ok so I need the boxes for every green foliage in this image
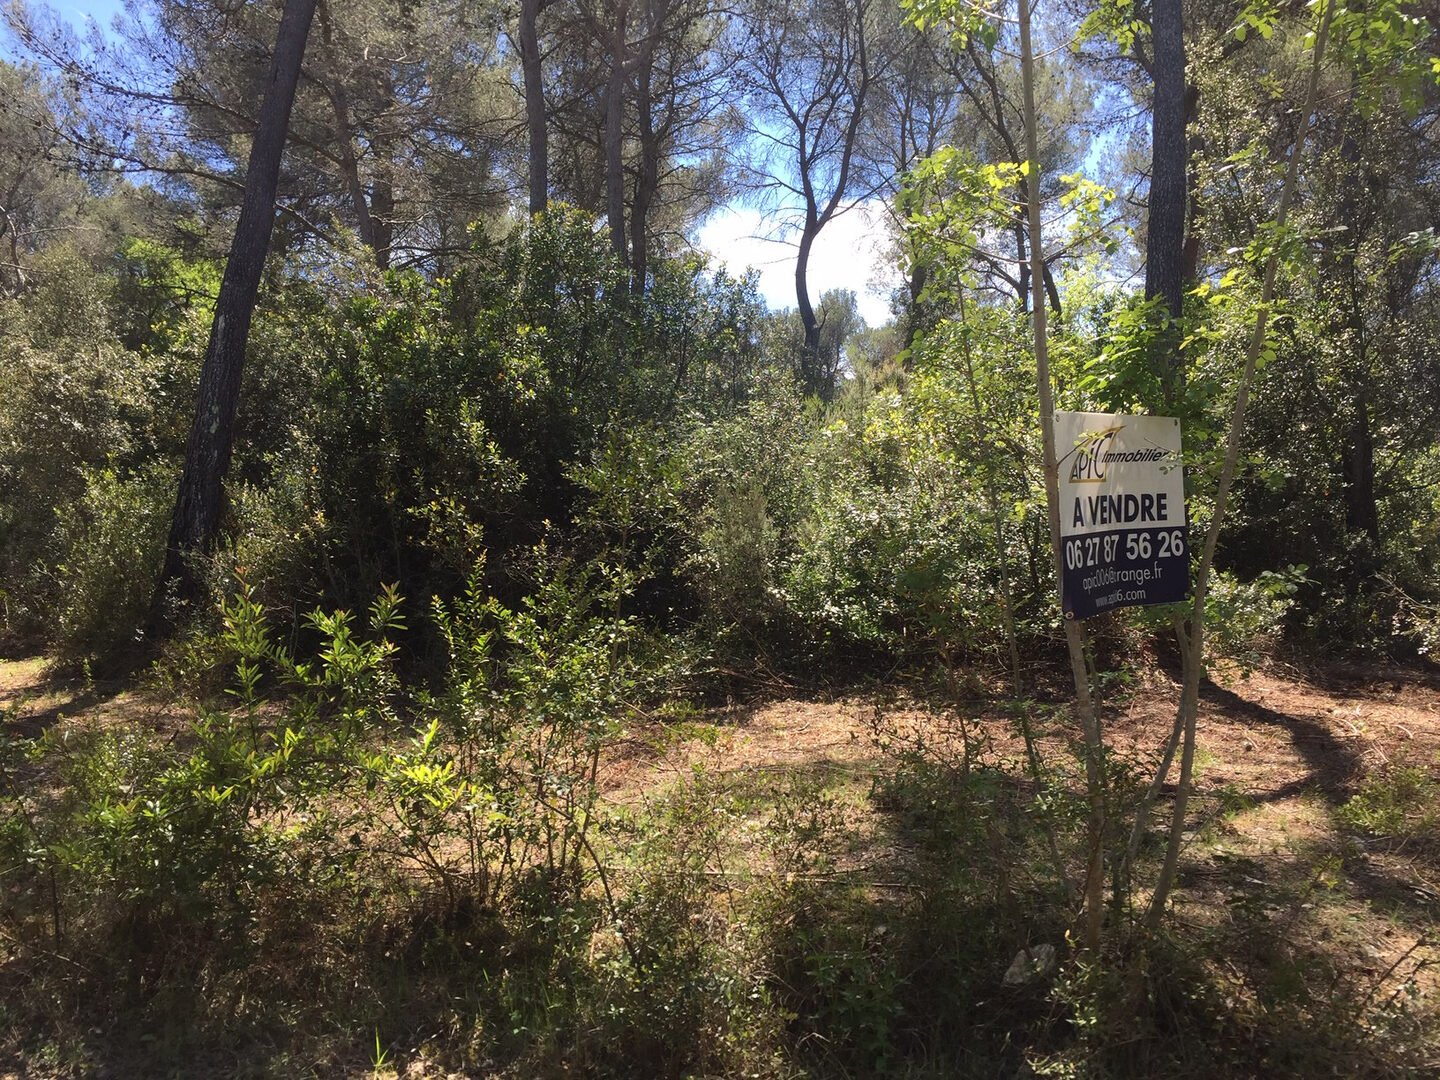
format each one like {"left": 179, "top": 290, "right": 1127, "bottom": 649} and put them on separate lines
{"left": 901, "top": 0, "right": 1001, "bottom": 48}
{"left": 0, "top": 549, "right": 680, "bottom": 1058}
{"left": 1078, "top": 0, "right": 1145, "bottom": 54}
{"left": 1322, "top": 0, "right": 1436, "bottom": 115}
{"left": 51, "top": 464, "right": 173, "bottom": 663}
{"left": 1337, "top": 761, "right": 1440, "bottom": 839}
{"left": 901, "top": 151, "right": 1117, "bottom": 298}
{"left": 769, "top": 305, "right": 1049, "bottom": 663}
{"left": 2, "top": 210, "right": 782, "bottom": 655}
{"left": 580, "top": 768, "right": 791, "bottom": 1077}
{"left": 216, "top": 209, "right": 776, "bottom": 624}
{"left": 694, "top": 479, "right": 783, "bottom": 628}
{"left": 7, "top": 2, "right": 1440, "bottom": 1072}
{"left": 1385, "top": 575, "right": 1440, "bottom": 660}
{"left": 674, "top": 373, "right": 811, "bottom": 645}
{"left": 0, "top": 61, "right": 90, "bottom": 297}
{"left": 0, "top": 252, "right": 187, "bottom": 655}
{"left": 112, "top": 237, "right": 219, "bottom": 355}
{"left": 1198, "top": 566, "right": 1309, "bottom": 668}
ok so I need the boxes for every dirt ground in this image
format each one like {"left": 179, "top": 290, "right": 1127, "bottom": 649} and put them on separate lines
{"left": 590, "top": 656, "right": 1440, "bottom": 1016}
{"left": 8, "top": 651, "right": 1440, "bottom": 866}
{"left": 592, "top": 658, "right": 1440, "bottom": 818}
{"left": 12, "top": 654, "right": 1434, "bottom": 799}
{"left": 0, "top": 658, "right": 175, "bottom": 740}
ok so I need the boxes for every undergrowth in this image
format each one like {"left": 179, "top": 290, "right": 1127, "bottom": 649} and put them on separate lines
{"left": 3, "top": 580, "right": 1439, "bottom": 1077}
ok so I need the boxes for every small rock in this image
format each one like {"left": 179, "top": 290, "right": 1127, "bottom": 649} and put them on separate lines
{"left": 1003, "top": 943, "right": 1058, "bottom": 987}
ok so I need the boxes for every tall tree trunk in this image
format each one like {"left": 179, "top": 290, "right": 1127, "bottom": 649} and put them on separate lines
{"left": 1333, "top": 117, "right": 1379, "bottom": 546}
{"left": 370, "top": 148, "right": 394, "bottom": 270}
{"left": 629, "top": 0, "right": 666, "bottom": 292}
{"left": 604, "top": 8, "right": 629, "bottom": 262}
{"left": 1146, "top": 0, "right": 1336, "bottom": 932}
{"left": 1011, "top": 203, "right": 1061, "bottom": 318}
{"left": 330, "top": 96, "right": 379, "bottom": 253}
{"left": 783, "top": 0, "right": 873, "bottom": 400}
{"left": 370, "top": 74, "right": 397, "bottom": 270}
{"left": 629, "top": 107, "right": 656, "bottom": 290}
{"left": 316, "top": 0, "right": 382, "bottom": 264}
{"left": 1342, "top": 394, "right": 1380, "bottom": 544}
{"left": 519, "top": 0, "right": 550, "bottom": 216}
{"left": 796, "top": 214, "right": 823, "bottom": 394}
{"left": 1145, "top": 0, "right": 1186, "bottom": 317}
{"left": 1181, "top": 82, "right": 1203, "bottom": 285}
{"left": 1146, "top": 0, "right": 1186, "bottom": 396}
{"left": 1041, "top": 261, "right": 1061, "bottom": 320}
{"left": 152, "top": 0, "right": 318, "bottom": 622}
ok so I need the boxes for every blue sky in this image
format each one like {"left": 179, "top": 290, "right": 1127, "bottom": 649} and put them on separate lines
{"left": 44, "top": 0, "right": 124, "bottom": 32}
{"left": 1, "top": 0, "right": 124, "bottom": 60}
{"left": 697, "top": 203, "right": 900, "bottom": 327}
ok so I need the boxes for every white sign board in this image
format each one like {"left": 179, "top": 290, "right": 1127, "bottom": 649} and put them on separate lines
{"left": 1056, "top": 411, "right": 1188, "bottom": 619}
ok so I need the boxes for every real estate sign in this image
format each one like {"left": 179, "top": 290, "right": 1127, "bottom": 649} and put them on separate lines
{"left": 1056, "top": 411, "right": 1188, "bottom": 620}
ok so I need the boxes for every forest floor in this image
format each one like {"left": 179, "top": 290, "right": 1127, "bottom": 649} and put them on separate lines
{"left": 4, "top": 653, "right": 1440, "bottom": 1076}
{"left": 601, "top": 657, "right": 1440, "bottom": 998}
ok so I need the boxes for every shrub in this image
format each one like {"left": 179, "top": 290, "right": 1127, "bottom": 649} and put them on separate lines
{"left": 51, "top": 464, "right": 173, "bottom": 664}
{"left": 1337, "top": 762, "right": 1440, "bottom": 840}
{"left": 0, "top": 250, "right": 191, "bottom": 651}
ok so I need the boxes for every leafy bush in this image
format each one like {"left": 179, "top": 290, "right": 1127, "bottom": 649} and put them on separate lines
{"left": 580, "top": 768, "right": 792, "bottom": 1077}
{"left": 1200, "top": 565, "right": 1309, "bottom": 669}
{"left": 51, "top": 464, "right": 173, "bottom": 663}
{"left": 3, "top": 213, "right": 784, "bottom": 658}
{"left": 771, "top": 346, "right": 1047, "bottom": 665}
{"left": 1337, "top": 762, "right": 1440, "bottom": 840}
{"left": 0, "top": 246, "right": 200, "bottom": 654}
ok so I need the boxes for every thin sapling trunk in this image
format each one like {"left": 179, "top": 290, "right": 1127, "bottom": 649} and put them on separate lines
{"left": 1016, "top": 0, "right": 1106, "bottom": 951}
